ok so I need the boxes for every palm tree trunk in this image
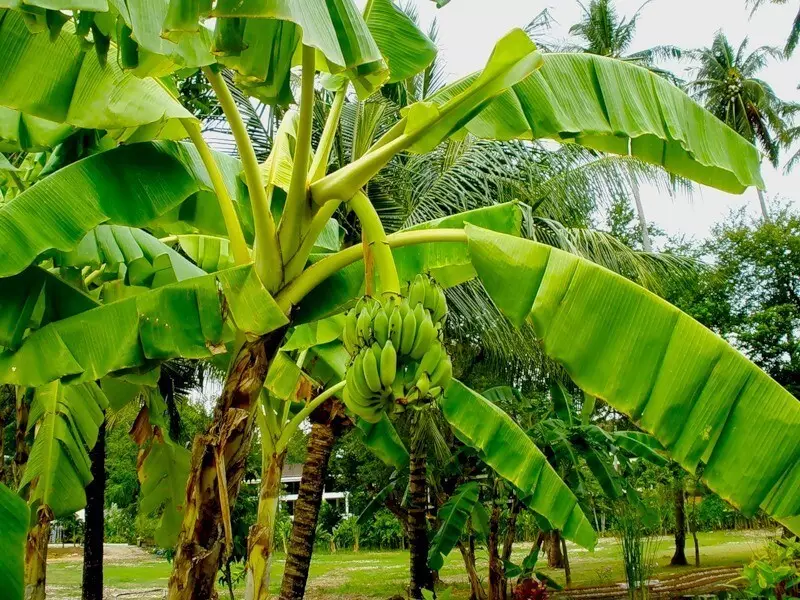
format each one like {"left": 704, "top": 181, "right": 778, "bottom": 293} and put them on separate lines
{"left": 670, "top": 476, "right": 688, "bottom": 566}
{"left": 631, "top": 180, "right": 653, "bottom": 252}
{"left": 82, "top": 419, "right": 106, "bottom": 600}
{"left": 158, "top": 372, "right": 182, "bottom": 443}
{"left": 500, "top": 496, "right": 521, "bottom": 600}
{"left": 547, "top": 530, "right": 564, "bottom": 569}
{"left": 168, "top": 327, "right": 288, "bottom": 600}
{"left": 409, "top": 431, "right": 431, "bottom": 599}
{"left": 244, "top": 450, "right": 286, "bottom": 600}
{"left": 25, "top": 507, "right": 52, "bottom": 600}
{"left": 488, "top": 502, "right": 504, "bottom": 600}
{"left": 279, "top": 422, "right": 337, "bottom": 600}
{"left": 458, "top": 539, "right": 487, "bottom": 600}
{"left": 757, "top": 188, "right": 771, "bottom": 222}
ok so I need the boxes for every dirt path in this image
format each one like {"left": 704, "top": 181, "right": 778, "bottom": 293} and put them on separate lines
{"left": 49, "top": 543, "right": 155, "bottom": 564}
{"left": 555, "top": 566, "right": 741, "bottom": 599}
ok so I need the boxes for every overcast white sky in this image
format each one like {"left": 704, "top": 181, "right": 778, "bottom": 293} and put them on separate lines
{"left": 406, "top": 0, "right": 800, "bottom": 242}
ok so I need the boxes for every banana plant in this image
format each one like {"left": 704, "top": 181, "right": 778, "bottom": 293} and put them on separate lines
{"left": 0, "top": 1, "right": 797, "bottom": 600}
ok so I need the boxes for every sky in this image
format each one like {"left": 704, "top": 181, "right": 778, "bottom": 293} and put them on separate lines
{"left": 405, "top": 0, "right": 800, "bottom": 242}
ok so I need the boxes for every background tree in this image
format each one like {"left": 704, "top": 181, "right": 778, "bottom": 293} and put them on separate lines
{"left": 686, "top": 32, "right": 795, "bottom": 219}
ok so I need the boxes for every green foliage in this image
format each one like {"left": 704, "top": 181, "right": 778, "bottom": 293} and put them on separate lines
{"left": 0, "top": 482, "right": 27, "bottom": 600}
{"left": 740, "top": 539, "right": 800, "bottom": 598}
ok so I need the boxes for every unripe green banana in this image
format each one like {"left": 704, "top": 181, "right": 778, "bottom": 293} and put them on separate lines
{"left": 430, "top": 355, "right": 453, "bottom": 389}
{"left": 399, "top": 299, "right": 411, "bottom": 319}
{"left": 373, "top": 310, "right": 389, "bottom": 346}
{"left": 362, "top": 347, "right": 382, "bottom": 393}
{"left": 410, "top": 314, "right": 435, "bottom": 360}
{"left": 412, "top": 303, "right": 426, "bottom": 329}
{"left": 351, "top": 353, "right": 374, "bottom": 399}
{"left": 433, "top": 286, "right": 448, "bottom": 323}
{"left": 416, "top": 372, "right": 430, "bottom": 397}
{"left": 409, "top": 274, "right": 426, "bottom": 307}
{"left": 416, "top": 342, "right": 442, "bottom": 379}
{"left": 400, "top": 309, "right": 417, "bottom": 355}
{"left": 428, "top": 386, "right": 443, "bottom": 398}
{"left": 356, "top": 307, "right": 372, "bottom": 344}
{"left": 380, "top": 341, "right": 397, "bottom": 387}
{"left": 389, "top": 307, "right": 402, "bottom": 348}
{"left": 342, "top": 312, "right": 357, "bottom": 353}
{"left": 424, "top": 279, "right": 439, "bottom": 316}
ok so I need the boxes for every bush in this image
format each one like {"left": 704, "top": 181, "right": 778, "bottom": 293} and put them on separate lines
{"left": 105, "top": 504, "right": 136, "bottom": 544}
{"left": 360, "top": 509, "right": 405, "bottom": 550}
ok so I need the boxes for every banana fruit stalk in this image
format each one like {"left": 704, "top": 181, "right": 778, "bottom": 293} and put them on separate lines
{"left": 340, "top": 274, "right": 453, "bottom": 422}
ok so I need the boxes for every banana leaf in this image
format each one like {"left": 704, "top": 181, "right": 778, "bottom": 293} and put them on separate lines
{"left": 21, "top": 381, "right": 108, "bottom": 517}
{"left": 176, "top": 235, "right": 238, "bottom": 273}
{"left": 0, "top": 264, "right": 288, "bottom": 387}
{"left": 440, "top": 380, "right": 597, "bottom": 550}
{"left": 582, "top": 447, "right": 622, "bottom": 500}
{"left": 465, "top": 225, "right": 800, "bottom": 531}
{"left": 357, "top": 413, "right": 409, "bottom": 470}
{"left": 56, "top": 225, "right": 205, "bottom": 287}
{"left": 282, "top": 315, "right": 346, "bottom": 352}
{"left": 0, "top": 107, "right": 75, "bottom": 152}
{"left": 0, "top": 267, "right": 98, "bottom": 349}
{"left": 0, "top": 10, "right": 192, "bottom": 136}
{"left": 0, "top": 482, "right": 27, "bottom": 600}
{"left": 294, "top": 202, "right": 524, "bottom": 323}
{"left": 357, "top": 476, "right": 398, "bottom": 526}
{"left": 613, "top": 431, "right": 668, "bottom": 466}
{"left": 212, "top": 0, "right": 388, "bottom": 99}
{"left": 428, "top": 481, "right": 480, "bottom": 570}
{"left": 0, "top": 141, "right": 250, "bottom": 278}
{"left": 550, "top": 380, "right": 573, "bottom": 427}
{"left": 430, "top": 53, "right": 763, "bottom": 194}
{"left": 366, "top": 0, "right": 436, "bottom": 83}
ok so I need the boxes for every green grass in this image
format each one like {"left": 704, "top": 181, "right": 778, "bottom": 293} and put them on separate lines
{"left": 46, "top": 530, "right": 772, "bottom": 599}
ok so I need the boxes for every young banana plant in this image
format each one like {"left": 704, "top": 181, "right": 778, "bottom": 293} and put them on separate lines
{"left": 0, "top": 1, "right": 798, "bottom": 600}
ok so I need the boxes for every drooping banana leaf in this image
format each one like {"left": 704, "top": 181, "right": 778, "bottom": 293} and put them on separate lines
{"left": 429, "top": 53, "right": 763, "bottom": 194}
{"left": 357, "top": 476, "right": 398, "bottom": 526}
{"left": 613, "top": 431, "right": 668, "bottom": 466}
{"left": 0, "top": 264, "right": 288, "bottom": 387}
{"left": 550, "top": 380, "right": 573, "bottom": 427}
{"left": 428, "top": 481, "right": 480, "bottom": 570}
{"left": 130, "top": 393, "right": 190, "bottom": 548}
{"left": 357, "top": 414, "right": 410, "bottom": 470}
{"left": 465, "top": 225, "right": 800, "bottom": 531}
{"left": 264, "top": 351, "right": 316, "bottom": 403}
{"left": 294, "top": 202, "right": 524, "bottom": 323}
{"left": 0, "top": 482, "right": 27, "bottom": 600}
{"left": 211, "top": 0, "right": 388, "bottom": 98}
{"left": 0, "top": 107, "right": 74, "bottom": 153}
{"left": 56, "top": 225, "right": 205, "bottom": 287}
{"left": 440, "top": 380, "right": 597, "bottom": 550}
{"left": 582, "top": 447, "right": 622, "bottom": 500}
{"left": 20, "top": 381, "right": 109, "bottom": 517}
{"left": 0, "top": 10, "right": 192, "bottom": 137}
{"left": 0, "top": 141, "right": 250, "bottom": 278}
{"left": 366, "top": 0, "right": 437, "bottom": 83}
{"left": 0, "top": 267, "right": 99, "bottom": 349}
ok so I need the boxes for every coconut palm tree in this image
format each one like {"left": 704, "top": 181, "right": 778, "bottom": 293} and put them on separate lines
{"left": 686, "top": 32, "right": 795, "bottom": 219}
{"left": 747, "top": 0, "right": 800, "bottom": 57}
{"left": 566, "top": 0, "right": 684, "bottom": 251}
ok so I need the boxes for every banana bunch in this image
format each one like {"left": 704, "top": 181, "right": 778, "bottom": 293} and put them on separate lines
{"left": 341, "top": 275, "right": 452, "bottom": 423}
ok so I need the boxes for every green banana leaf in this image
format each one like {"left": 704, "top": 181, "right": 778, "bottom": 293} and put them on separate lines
{"left": 130, "top": 392, "right": 191, "bottom": 548}
{"left": 356, "top": 414, "right": 410, "bottom": 470}
{"left": 580, "top": 392, "right": 596, "bottom": 427}
{"left": 582, "top": 447, "right": 622, "bottom": 500}
{"left": 176, "top": 235, "right": 238, "bottom": 273}
{"left": 21, "top": 381, "right": 108, "bottom": 517}
{"left": 0, "top": 264, "right": 288, "bottom": 387}
{"left": 0, "top": 10, "right": 192, "bottom": 137}
{"left": 212, "top": 0, "right": 387, "bottom": 99}
{"left": 465, "top": 225, "right": 800, "bottom": 531}
{"left": 264, "top": 351, "right": 316, "bottom": 402}
{"left": 613, "top": 431, "right": 668, "bottom": 466}
{"left": 550, "top": 380, "right": 573, "bottom": 427}
{"left": 0, "top": 482, "right": 27, "bottom": 600}
{"left": 366, "top": 0, "right": 437, "bottom": 83}
{"left": 0, "top": 141, "right": 250, "bottom": 278}
{"left": 357, "top": 476, "right": 398, "bottom": 526}
{"left": 428, "top": 481, "right": 480, "bottom": 570}
{"left": 56, "top": 225, "right": 205, "bottom": 287}
{"left": 430, "top": 53, "right": 763, "bottom": 194}
{"left": 0, "top": 107, "right": 75, "bottom": 152}
{"left": 440, "top": 380, "right": 597, "bottom": 550}
{"left": 294, "top": 202, "right": 524, "bottom": 323}
{"left": 282, "top": 315, "right": 346, "bottom": 352}
{"left": 0, "top": 267, "right": 98, "bottom": 349}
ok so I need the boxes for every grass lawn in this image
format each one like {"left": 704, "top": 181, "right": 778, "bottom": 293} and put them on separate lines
{"left": 46, "top": 530, "right": 773, "bottom": 599}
